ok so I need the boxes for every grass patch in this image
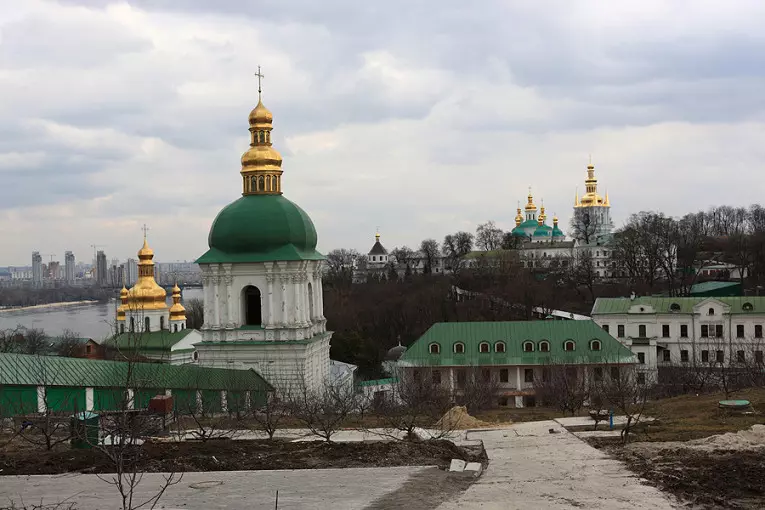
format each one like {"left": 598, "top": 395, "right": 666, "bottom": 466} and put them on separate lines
{"left": 630, "top": 387, "right": 765, "bottom": 442}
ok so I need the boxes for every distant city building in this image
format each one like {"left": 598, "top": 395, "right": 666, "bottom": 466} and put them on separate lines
{"left": 96, "top": 251, "right": 107, "bottom": 286}
{"left": 31, "top": 252, "right": 42, "bottom": 285}
{"left": 64, "top": 251, "right": 75, "bottom": 283}
{"left": 10, "top": 267, "right": 33, "bottom": 280}
{"left": 155, "top": 261, "right": 202, "bottom": 285}
{"left": 125, "top": 258, "right": 138, "bottom": 286}
{"left": 48, "top": 261, "right": 61, "bottom": 280}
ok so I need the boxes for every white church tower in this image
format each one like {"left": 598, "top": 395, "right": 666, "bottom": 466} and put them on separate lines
{"left": 195, "top": 77, "right": 330, "bottom": 393}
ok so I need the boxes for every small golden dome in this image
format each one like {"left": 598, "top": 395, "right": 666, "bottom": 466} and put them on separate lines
{"left": 137, "top": 238, "right": 154, "bottom": 259}
{"left": 169, "top": 283, "right": 186, "bottom": 320}
{"left": 249, "top": 99, "right": 273, "bottom": 125}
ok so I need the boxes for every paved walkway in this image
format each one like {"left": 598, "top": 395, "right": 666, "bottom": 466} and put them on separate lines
{"left": 435, "top": 420, "right": 677, "bottom": 510}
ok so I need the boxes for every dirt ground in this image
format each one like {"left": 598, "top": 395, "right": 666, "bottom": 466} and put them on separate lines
{"left": 0, "top": 438, "right": 486, "bottom": 476}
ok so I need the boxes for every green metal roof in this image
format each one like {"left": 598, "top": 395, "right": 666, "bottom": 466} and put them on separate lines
{"left": 516, "top": 219, "right": 538, "bottom": 229}
{"left": 197, "top": 194, "right": 324, "bottom": 264}
{"left": 592, "top": 296, "right": 765, "bottom": 315}
{"left": 0, "top": 353, "right": 272, "bottom": 392}
{"left": 107, "top": 329, "right": 195, "bottom": 352}
{"left": 689, "top": 281, "right": 742, "bottom": 296}
{"left": 399, "top": 321, "right": 635, "bottom": 366}
{"left": 357, "top": 378, "right": 398, "bottom": 387}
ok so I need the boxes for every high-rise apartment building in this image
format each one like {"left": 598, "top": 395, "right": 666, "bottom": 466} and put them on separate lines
{"left": 96, "top": 251, "right": 107, "bottom": 286}
{"left": 125, "top": 258, "right": 138, "bottom": 286}
{"left": 48, "top": 261, "right": 61, "bottom": 279}
{"left": 31, "top": 252, "right": 42, "bottom": 285}
{"left": 64, "top": 251, "right": 75, "bottom": 283}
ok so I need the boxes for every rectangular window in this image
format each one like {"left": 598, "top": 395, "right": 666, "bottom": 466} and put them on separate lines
{"left": 524, "top": 369, "right": 534, "bottom": 383}
{"left": 756, "top": 325, "right": 763, "bottom": 338}
{"left": 639, "top": 325, "right": 647, "bottom": 337}
{"left": 499, "top": 368, "right": 509, "bottom": 383}
{"left": 602, "top": 324, "right": 609, "bottom": 333}
{"left": 701, "top": 325, "right": 708, "bottom": 337}
{"left": 716, "top": 350, "right": 724, "bottom": 363}
{"left": 637, "top": 352, "right": 645, "bottom": 364}
{"left": 637, "top": 373, "right": 646, "bottom": 385}
{"left": 681, "top": 350, "right": 689, "bottom": 362}
{"left": 593, "top": 367, "right": 603, "bottom": 381}
{"left": 432, "top": 370, "right": 441, "bottom": 385}
{"left": 662, "top": 324, "right": 670, "bottom": 338}
{"left": 610, "top": 366, "right": 620, "bottom": 380}
{"left": 737, "top": 325, "right": 745, "bottom": 338}
{"left": 663, "top": 350, "right": 671, "bottom": 362}
{"left": 680, "top": 324, "right": 688, "bottom": 338}
{"left": 456, "top": 369, "right": 466, "bottom": 388}
{"left": 716, "top": 325, "right": 724, "bottom": 338}
{"left": 737, "top": 351, "right": 746, "bottom": 363}
{"left": 617, "top": 325, "right": 625, "bottom": 338}
{"left": 756, "top": 351, "right": 764, "bottom": 364}
{"left": 701, "top": 350, "right": 709, "bottom": 363}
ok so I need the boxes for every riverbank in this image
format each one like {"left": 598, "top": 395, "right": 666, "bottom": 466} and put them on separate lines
{"left": 0, "top": 300, "right": 101, "bottom": 314}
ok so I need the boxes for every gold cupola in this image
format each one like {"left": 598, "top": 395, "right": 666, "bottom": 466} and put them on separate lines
{"left": 515, "top": 202, "right": 523, "bottom": 227}
{"left": 169, "top": 283, "right": 186, "bottom": 322}
{"left": 539, "top": 201, "right": 546, "bottom": 222}
{"left": 524, "top": 188, "right": 537, "bottom": 212}
{"left": 126, "top": 237, "right": 167, "bottom": 311}
{"left": 240, "top": 74, "right": 283, "bottom": 196}
{"left": 576, "top": 163, "right": 606, "bottom": 208}
{"left": 116, "top": 284, "right": 128, "bottom": 321}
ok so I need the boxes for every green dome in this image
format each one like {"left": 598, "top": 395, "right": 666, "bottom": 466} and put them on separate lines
{"left": 196, "top": 195, "right": 324, "bottom": 264}
{"left": 512, "top": 228, "right": 528, "bottom": 237}
{"left": 552, "top": 226, "right": 565, "bottom": 237}
{"left": 533, "top": 224, "right": 552, "bottom": 237}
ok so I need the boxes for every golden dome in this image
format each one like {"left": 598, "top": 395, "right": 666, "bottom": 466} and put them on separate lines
{"left": 248, "top": 99, "right": 273, "bottom": 125}
{"left": 125, "top": 237, "right": 167, "bottom": 311}
{"left": 515, "top": 205, "right": 523, "bottom": 227}
{"left": 116, "top": 285, "right": 129, "bottom": 320}
{"left": 524, "top": 188, "right": 537, "bottom": 211}
{"left": 169, "top": 283, "right": 186, "bottom": 321}
{"left": 575, "top": 163, "right": 607, "bottom": 208}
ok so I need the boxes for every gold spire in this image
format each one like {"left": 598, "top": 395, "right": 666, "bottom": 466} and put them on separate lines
{"left": 539, "top": 200, "right": 546, "bottom": 222}
{"left": 575, "top": 161, "right": 606, "bottom": 208}
{"left": 126, "top": 237, "right": 167, "bottom": 311}
{"left": 515, "top": 202, "right": 523, "bottom": 227}
{"left": 116, "top": 283, "right": 128, "bottom": 321}
{"left": 524, "top": 187, "right": 537, "bottom": 211}
{"left": 241, "top": 66, "right": 283, "bottom": 196}
{"left": 553, "top": 214, "right": 559, "bottom": 225}
{"left": 575, "top": 187, "right": 580, "bottom": 207}
{"left": 169, "top": 283, "right": 186, "bottom": 322}
{"left": 604, "top": 190, "right": 610, "bottom": 206}
{"left": 375, "top": 230, "right": 381, "bottom": 242}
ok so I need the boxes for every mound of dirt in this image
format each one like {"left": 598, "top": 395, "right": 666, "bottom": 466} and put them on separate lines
{"left": 435, "top": 406, "right": 493, "bottom": 430}
{"left": 629, "top": 424, "right": 765, "bottom": 456}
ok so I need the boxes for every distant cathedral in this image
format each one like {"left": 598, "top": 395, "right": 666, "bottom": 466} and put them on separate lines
{"left": 510, "top": 162, "right": 613, "bottom": 244}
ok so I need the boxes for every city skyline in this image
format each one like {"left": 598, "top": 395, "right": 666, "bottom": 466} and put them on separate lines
{"left": 2, "top": 1, "right": 765, "bottom": 264}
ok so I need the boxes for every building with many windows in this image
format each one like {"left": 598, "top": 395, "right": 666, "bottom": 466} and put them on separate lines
{"left": 31, "top": 252, "right": 42, "bottom": 285}
{"left": 64, "top": 251, "right": 75, "bottom": 283}
{"left": 398, "top": 320, "right": 635, "bottom": 407}
{"left": 591, "top": 296, "right": 765, "bottom": 381}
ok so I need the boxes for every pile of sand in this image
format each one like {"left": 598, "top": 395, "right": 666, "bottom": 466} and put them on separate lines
{"left": 630, "top": 424, "right": 765, "bottom": 456}
{"left": 435, "top": 406, "right": 491, "bottom": 430}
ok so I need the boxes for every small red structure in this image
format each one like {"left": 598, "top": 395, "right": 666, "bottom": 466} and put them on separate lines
{"left": 148, "top": 395, "right": 173, "bottom": 414}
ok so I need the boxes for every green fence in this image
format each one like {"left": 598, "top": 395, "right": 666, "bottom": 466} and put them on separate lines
{"left": 46, "top": 387, "right": 86, "bottom": 412}
{"left": 0, "top": 385, "right": 37, "bottom": 416}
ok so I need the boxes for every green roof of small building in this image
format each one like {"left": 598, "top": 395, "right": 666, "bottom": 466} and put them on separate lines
{"left": 107, "top": 329, "right": 195, "bottom": 352}
{"left": 689, "top": 281, "right": 742, "bottom": 297}
{"left": 0, "top": 353, "right": 272, "bottom": 391}
{"left": 196, "top": 194, "right": 324, "bottom": 264}
{"left": 400, "top": 321, "right": 635, "bottom": 366}
{"left": 592, "top": 296, "right": 765, "bottom": 315}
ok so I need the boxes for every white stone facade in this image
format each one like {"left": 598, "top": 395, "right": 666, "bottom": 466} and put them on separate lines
{"left": 592, "top": 297, "right": 765, "bottom": 382}
{"left": 196, "top": 259, "right": 331, "bottom": 393}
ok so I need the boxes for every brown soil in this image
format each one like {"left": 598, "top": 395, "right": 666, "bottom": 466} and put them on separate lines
{"left": 0, "top": 438, "right": 486, "bottom": 476}
{"left": 595, "top": 443, "right": 765, "bottom": 509}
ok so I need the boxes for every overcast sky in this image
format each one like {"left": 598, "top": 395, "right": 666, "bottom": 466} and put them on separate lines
{"left": 2, "top": 0, "right": 765, "bottom": 266}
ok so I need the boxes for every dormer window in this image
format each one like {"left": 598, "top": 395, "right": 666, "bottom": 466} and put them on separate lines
{"left": 708, "top": 307, "right": 715, "bottom": 316}
{"left": 523, "top": 341, "right": 534, "bottom": 352}
{"left": 564, "top": 340, "right": 576, "bottom": 351}
{"left": 429, "top": 343, "right": 440, "bottom": 354}
{"left": 495, "top": 341, "right": 506, "bottom": 353}
{"left": 590, "top": 340, "right": 601, "bottom": 351}
{"left": 743, "top": 302, "right": 754, "bottom": 312}
{"left": 454, "top": 342, "right": 465, "bottom": 354}
{"left": 539, "top": 341, "right": 550, "bottom": 352}
{"left": 479, "top": 342, "right": 490, "bottom": 353}
{"left": 670, "top": 303, "right": 681, "bottom": 312}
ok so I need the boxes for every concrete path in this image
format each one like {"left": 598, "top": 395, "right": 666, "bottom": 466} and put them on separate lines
{"left": 435, "top": 421, "right": 678, "bottom": 510}
{"left": 0, "top": 466, "right": 432, "bottom": 510}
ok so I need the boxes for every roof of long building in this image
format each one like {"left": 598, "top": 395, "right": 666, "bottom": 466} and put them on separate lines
{"left": 399, "top": 320, "right": 634, "bottom": 366}
{"left": 592, "top": 296, "right": 765, "bottom": 315}
{"left": 0, "top": 353, "right": 272, "bottom": 391}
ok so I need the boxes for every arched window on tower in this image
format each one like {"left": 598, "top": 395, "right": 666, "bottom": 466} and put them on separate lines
{"left": 120, "top": 323, "right": 125, "bottom": 334}
{"left": 266, "top": 131, "right": 270, "bottom": 143}
{"left": 258, "top": 176, "right": 265, "bottom": 191}
{"left": 144, "top": 317, "right": 150, "bottom": 332}
{"left": 130, "top": 317, "right": 135, "bottom": 332}
{"left": 174, "top": 324, "right": 178, "bottom": 333}
{"left": 160, "top": 316, "right": 165, "bottom": 330}
{"left": 266, "top": 175, "right": 272, "bottom": 192}
{"left": 242, "top": 286, "right": 263, "bottom": 326}
{"left": 308, "top": 282, "right": 314, "bottom": 320}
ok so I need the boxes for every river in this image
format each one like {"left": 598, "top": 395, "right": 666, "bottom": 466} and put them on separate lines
{"left": 0, "top": 288, "right": 204, "bottom": 341}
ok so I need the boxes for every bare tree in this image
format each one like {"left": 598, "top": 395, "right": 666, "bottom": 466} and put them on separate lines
{"left": 54, "top": 329, "right": 82, "bottom": 358}
{"left": 591, "top": 364, "right": 650, "bottom": 443}
{"left": 419, "top": 239, "right": 440, "bottom": 274}
{"left": 391, "top": 246, "right": 416, "bottom": 276}
{"left": 184, "top": 298, "right": 204, "bottom": 329}
{"left": 289, "top": 378, "right": 360, "bottom": 443}
{"left": 442, "top": 231, "right": 474, "bottom": 272}
{"left": 533, "top": 362, "right": 589, "bottom": 416}
{"left": 569, "top": 208, "right": 602, "bottom": 245}
{"left": 325, "top": 249, "right": 361, "bottom": 286}
{"left": 457, "top": 366, "right": 499, "bottom": 413}
{"left": 374, "top": 368, "right": 454, "bottom": 440}
{"left": 475, "top": 221, "right": 503, "bottom": 251}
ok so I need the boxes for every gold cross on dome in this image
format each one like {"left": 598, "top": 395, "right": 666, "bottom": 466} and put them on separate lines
{"left": 141, "top": 224, "right": 150, "bottom": 239}
{"left": 254, "top": 65, "right": 265, "bottom": 99}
